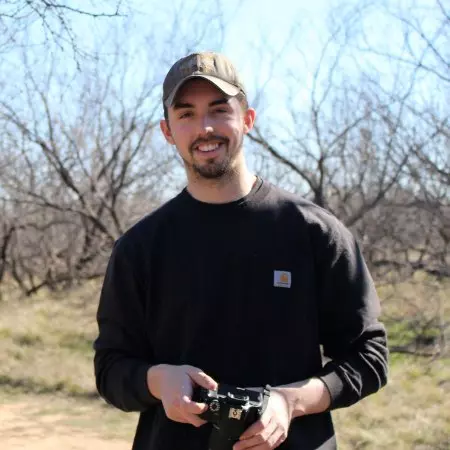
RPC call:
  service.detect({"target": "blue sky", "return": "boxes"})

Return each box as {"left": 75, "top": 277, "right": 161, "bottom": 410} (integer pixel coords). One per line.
{"left": 39, "top": 0, "right": 341, "bottom": 95}
{"left": 4, "top": 0, "right": 445, "bottom": 146}
{"left": 5, "top": 0, "right": 443, "bottom": 106}
{"left": 127, "top": 0, "right": 339, "bottom": 98}
{"left": 1, "top": 0, "right": 446, "bottom": 198}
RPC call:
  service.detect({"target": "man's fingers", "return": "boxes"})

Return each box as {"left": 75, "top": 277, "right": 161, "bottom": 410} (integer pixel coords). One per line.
{"left": 166, "top": 397, "right": 208, "bottom": 427}
{"left": 164, "top": 406, "right": 189, "bottom": 423}
{"left": 181, "top": 395, "right": 208, "bottom": 414}
{"left": 186, "top": 366, "right": 218, "bottom": 390}
{"left": 168, "top": 409, "right": 206, "bottom": 427}
{"left": 239, "top": 415, "right": 269, "bottom": 440}
{"left": 233, "top": 419, "right": 277, "bottom": 450}
{"left": 239, "top": 421, "right": 262, "bottom": 441}
{"left": 272, "top": 430, "right": 288, "bottom": 449}
{"left": 180, "top": 410, "right": 208, "bottom": 428}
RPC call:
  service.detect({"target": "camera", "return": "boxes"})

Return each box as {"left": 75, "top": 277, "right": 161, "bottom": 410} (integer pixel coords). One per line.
{"left": 192, "top": 384, "right": 271, "bottom": 450}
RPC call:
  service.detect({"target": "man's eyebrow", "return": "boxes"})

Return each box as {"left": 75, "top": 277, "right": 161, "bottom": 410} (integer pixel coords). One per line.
{"left": 172, "top": 98, "right": 230, "bottom": 110}
{"left": 209, "top": 98, "right": 230, "bottom": 107}
{"left": 172, "top": 102, "right": 194, "bottom": 110}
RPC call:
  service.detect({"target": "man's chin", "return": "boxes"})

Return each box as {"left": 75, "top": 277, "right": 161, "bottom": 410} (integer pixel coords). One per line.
{"left": 192, "top": 163, "right": 229, "bottom": 180}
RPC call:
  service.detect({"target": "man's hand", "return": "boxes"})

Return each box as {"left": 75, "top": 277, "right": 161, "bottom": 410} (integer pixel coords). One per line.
{"left": 233, "top": 378, "right": 331, "bottom": 449}
{"left": 233, "top": 389, "right": 291, "bottom": 450}
{"left": 147, "top": 364, "right": 218, "bottom": 427}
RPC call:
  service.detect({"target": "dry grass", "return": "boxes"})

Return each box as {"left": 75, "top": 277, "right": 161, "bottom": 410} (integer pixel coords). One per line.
{"left": 0, "top": 281, "right": 449, "bottom": 449}
{"left": 378, "top": 274, "right": 449, "bottom": 353}
{"left": 0, "top": 281, "right": 139, "bottom": 445}
{"left": 0, "top": 282, "right": 101, "bottom": 397}
{"left": 333, "top": 354, "right": 450, "bottom": 449}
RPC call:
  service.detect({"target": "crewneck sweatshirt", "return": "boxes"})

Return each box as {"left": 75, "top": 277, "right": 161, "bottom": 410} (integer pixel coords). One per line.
{"left": 94, "top": 177, "right": 388, "bottom": 450}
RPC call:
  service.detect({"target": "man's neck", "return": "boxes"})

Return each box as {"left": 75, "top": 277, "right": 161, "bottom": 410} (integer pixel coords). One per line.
{"left": 186, "top": 168, "right": 257, "bottom": 204}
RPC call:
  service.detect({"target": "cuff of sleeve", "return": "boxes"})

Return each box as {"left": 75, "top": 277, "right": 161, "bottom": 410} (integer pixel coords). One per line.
{"left": 317, "top": 366, "right": 345, "bottom": 411}
{"left": 134, "top": 364, "right": 161, "bottom": 406}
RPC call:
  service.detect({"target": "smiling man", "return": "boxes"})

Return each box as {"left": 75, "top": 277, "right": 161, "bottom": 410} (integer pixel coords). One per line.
{"left": 163, "top": 80, "right": 252, "bottom": 182}
{"left": 94, "top": 52, "right": 389, "bottom": 450}
{"left": 160, "top": 53, "right": 256, "bottom": 202}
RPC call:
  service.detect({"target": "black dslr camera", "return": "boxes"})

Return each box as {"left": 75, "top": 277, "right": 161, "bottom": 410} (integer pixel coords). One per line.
{"left": 192, "top": 384, "right": 271, "bottom": 450}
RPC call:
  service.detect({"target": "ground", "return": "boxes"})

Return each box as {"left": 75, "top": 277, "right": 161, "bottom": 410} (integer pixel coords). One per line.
{"left": 0, "top": 281, "right": 449, "bottom": 449}
{"left": 2, "top": 407, "right": 127, "bottom": 450}
{"left": 0, "top": 394, "right": 136, "bottom": 450}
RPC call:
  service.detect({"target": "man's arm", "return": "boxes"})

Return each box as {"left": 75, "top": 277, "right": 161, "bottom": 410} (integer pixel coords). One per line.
{"left": 251, "top": 211, "right": 388, "bottom": 415}
{"left": 313, "top": 215, "right": 389, "bottom": 410}
{"left": 272, "top": 377, "right": 331, "bottom": 417}
{"left": 93, "top": 239, "right": 160, "bottom": 412}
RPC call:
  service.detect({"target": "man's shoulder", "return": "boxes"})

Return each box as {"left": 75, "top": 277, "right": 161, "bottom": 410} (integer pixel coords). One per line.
{"left": 265, "top": 182, "right": 339, "bottom": 222}
{"left": 263, "top": 181, "right": 352, "bottom": 241}
{"left": 114, "top": 191, "right": 183, "bottom": 252}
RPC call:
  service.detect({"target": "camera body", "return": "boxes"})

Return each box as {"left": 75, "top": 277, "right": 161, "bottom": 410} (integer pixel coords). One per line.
{"left": 192, "top": 384, "right": 270, "bottom": 450}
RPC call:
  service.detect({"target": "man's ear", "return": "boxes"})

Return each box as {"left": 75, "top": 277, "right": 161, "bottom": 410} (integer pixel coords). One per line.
{"left": 160, "top": 119, "right": 175, "bottom": 145}
{"left": 243, "top": 108, "right": 256, "bottom": 134}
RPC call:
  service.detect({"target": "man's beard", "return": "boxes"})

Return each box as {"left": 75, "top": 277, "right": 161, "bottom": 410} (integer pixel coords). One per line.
{"left": 186, "top": 135, "right": 242, "bottom": 180}
{"left": 192, "top": 151, "right": 230, "bottom": 179}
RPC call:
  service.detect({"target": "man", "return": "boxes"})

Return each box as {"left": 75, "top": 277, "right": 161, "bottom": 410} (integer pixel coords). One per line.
{"left": 94, "top": 51, "right": 388, "bottom": 450}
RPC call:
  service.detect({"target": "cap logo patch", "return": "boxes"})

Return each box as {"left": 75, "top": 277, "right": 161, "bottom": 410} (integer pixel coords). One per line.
{"left": 198, "top": 54, "right": 215, "bottom": 73}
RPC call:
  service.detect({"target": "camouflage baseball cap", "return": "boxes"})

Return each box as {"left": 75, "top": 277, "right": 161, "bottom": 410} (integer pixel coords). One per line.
{"left": 163, "top": 52, "right": 246, "bottom": 107}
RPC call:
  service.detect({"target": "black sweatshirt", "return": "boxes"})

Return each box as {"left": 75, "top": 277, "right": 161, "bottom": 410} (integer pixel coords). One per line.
{"left": 93, "top": 178, "right": 388, "bottom": 450}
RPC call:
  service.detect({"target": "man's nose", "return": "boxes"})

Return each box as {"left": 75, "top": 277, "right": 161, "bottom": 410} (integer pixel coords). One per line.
{"left": 199, "top": 116, "right": 214, "bottom": 136}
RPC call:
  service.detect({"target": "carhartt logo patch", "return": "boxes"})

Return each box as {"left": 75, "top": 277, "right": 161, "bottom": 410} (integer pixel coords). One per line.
{"left": 274, "top": 270, "right": 291, "bottom": 288}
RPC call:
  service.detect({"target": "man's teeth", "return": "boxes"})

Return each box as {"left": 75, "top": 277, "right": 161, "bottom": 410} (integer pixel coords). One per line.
{"left": 198, "top": 143, "right": 220, "bottom": 152}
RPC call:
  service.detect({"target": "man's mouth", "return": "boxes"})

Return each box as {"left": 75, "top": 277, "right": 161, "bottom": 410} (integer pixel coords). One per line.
{"left": 194, "top": 141, "right": 226, "bottom": 153}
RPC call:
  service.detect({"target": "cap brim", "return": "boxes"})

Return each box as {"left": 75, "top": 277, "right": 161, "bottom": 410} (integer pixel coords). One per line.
{"left": 164, "top": 74, "right": 241, "bottom": 107}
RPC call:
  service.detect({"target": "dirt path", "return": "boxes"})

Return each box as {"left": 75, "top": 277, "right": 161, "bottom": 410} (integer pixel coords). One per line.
{"left": 0, "top": 401, "right": 132, "bottom": 450}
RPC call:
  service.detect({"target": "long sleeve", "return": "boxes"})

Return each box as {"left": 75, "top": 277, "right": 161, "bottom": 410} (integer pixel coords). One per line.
{"left": 311, "top": 214, "right": 389, "bottom": 410}
{"left": 93, "top": 238, "right": 160, "bottom": 412}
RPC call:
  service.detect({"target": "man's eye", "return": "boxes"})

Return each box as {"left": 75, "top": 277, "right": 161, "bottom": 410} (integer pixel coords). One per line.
{"left": 214, "top": 108, "right": 227, "bottom": 113}
{"left": 179, "top": 112, "right": 192, "bottom": 119}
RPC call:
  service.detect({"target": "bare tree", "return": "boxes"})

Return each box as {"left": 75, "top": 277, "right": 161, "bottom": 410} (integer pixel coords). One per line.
{"left": 248, "top": 25, "right": 410, "bottom": 228}
{"left": 348, "top": 0, "right": 449, "bottom": 279}
{"left": 0, "top": 44, "right": 174, "bottom": 294}
{"left": 0, "top": 1, "right": 233, "bottom": 295}
{"left": 0, "top": 0, "right": 125, "bottom": 62}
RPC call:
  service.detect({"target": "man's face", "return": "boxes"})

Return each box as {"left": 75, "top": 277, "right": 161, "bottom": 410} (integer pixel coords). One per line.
{"left": 160, "top": 79, "right": 255, "bottom": 180}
